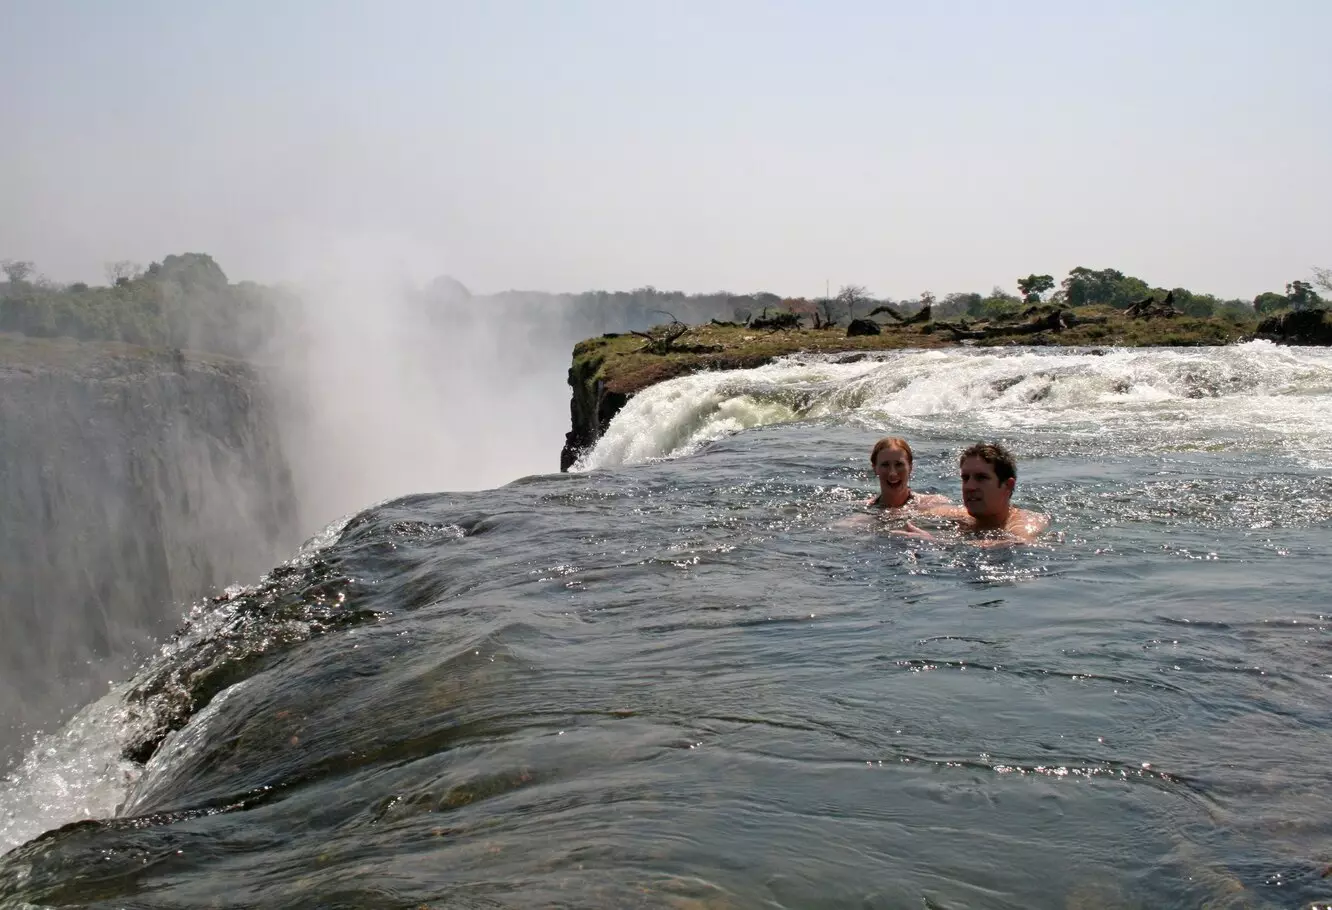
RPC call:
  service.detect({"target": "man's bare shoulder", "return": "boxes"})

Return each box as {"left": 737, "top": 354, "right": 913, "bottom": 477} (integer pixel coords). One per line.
{"left": 919, "top": 502, "right": 967, "bottom": 519}
{"left": 1006, "top": 508, "right": 1050, "bottom": 542}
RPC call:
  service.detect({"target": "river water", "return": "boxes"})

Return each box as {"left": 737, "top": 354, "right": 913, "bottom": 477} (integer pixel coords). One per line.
{"left": 2, "top": 343, "right": 1329, "bottom": 908}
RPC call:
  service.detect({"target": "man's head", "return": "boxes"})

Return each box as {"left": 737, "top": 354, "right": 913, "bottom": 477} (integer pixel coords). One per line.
{"left": 958, "top": 442, "right": 1017, "bottom": 524}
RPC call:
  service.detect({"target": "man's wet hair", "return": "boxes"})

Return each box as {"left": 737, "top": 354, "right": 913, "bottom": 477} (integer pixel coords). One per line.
{"left": 960, "top": 442, "right": 1017, "bottom": 483}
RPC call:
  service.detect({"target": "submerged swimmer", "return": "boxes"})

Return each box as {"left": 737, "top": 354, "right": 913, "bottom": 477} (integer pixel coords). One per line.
{"left": 866, "top": 437, "right": 950, "bottom": 510}
{"left": 897, "top": 442, "right": 1049, "bottom": 545}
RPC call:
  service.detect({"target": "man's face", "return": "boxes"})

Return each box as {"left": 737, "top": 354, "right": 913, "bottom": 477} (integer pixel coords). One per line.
{"left": 959, "top": 456, "right": 1014, "bottom": 521}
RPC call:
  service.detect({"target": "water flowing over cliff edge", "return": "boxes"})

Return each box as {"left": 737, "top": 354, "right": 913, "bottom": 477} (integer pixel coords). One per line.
{"left": 559, "top": 311, "right": 1332, "bottom": 469}
{"left": 0, "top": 334, "right": 300, "bottom": 763}
{"left": 1, "top": 341, "right": 1329, "bottom": 908}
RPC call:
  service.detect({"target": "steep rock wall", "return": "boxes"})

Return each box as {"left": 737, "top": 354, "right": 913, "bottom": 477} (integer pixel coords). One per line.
{"left": 559, "top": 345, "right": 629, "bottom": 471}
{"left": 1255, "top": 308, "right": 1332, "bottom": 345}
{"left": 0, "top": 335, "right": 300, "bottom": 762}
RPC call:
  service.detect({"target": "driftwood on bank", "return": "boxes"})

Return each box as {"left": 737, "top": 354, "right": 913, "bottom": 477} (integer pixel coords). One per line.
{"left": 1125, "top": 292, "right": 1179, "bottom": 319}
{"left": 747, "top": 310, "right": 802, "bottom": 332}
{"left": 900, "top": 303, "right": 932, "bottom": 325}
{"left": 867, "top": 305, "right": 904, "bottom": 322}
{"left": 630, "top": 313, "right": 725, "bottom": 355}
{"left": 630, "top": 321, "right": 691, "bottom": 354}
{"left": 938, "top": 308, "right": 1078, "bottom": 341}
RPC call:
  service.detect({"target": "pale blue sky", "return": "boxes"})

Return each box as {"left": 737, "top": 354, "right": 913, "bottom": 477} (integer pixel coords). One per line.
{"left": 3, "top": 0, "right": 1329, "bottom": 299}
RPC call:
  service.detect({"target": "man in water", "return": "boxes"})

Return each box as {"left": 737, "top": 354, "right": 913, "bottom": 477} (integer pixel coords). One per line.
{"left": 896, "top": 442, "right": 1049, "bottom": 545}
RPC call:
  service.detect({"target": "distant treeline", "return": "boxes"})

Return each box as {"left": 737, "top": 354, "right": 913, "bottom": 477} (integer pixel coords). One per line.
{"left": 1, "top": 254, "right": 1327, "bottom": 359}
{"left": 0, "top": 254, "right": 288, "bottom": 358}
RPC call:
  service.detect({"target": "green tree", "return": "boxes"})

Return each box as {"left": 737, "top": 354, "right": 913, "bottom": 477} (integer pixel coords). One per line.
{"left": 1285, "top": 280, "right": 1324, "bottom": 311}
{"left": 147, "top": 253, "right": 229, "bottom": 290}
{"left": 939, "top": 292, "right": 981, "bottom": 319}
{"left": 1172, "top": 289, "right": 1217, "bottom": 318}
{"left": 1016, "top": 274, "right": 1054, "bottom": 304}
{"left": 2, "top": 259, "right": 34, "bottom": 284}
{"left": 1215, "top": 299, "right": 1256, "bottom": 324}
{"left": 1060, "top": 267, "right": 1152, "bottom": 309}
{"left": 1253, "top": 291, "right": 1288, "bottom": 313}
{"left": 980, "top": 286, "right": 1022, "bottom": 320}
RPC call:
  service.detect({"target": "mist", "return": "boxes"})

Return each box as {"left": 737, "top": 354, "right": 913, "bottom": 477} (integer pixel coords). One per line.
{"left": 0, "top": 246, "right": 593, "bottom": 766}
{"left": 259, "top": 261, "right": 576, "bottom": 532}
{"left": 0, "top": 328, "right": 298, "bottom": 766}
{"left": 4, "top": 0, "right": 1330, "bottom": 778}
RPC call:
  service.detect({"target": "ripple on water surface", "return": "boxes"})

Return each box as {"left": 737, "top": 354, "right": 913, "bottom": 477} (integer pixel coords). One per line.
{"left": 3, "top": 346, "right": 1331, "bottom": 908}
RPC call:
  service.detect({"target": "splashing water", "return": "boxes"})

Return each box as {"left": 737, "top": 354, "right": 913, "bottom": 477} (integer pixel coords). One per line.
{"left": 577, "top": 342, "right": 1332, "bottom": 469}
{"left": 3, "top": 345, "right": 1330, "bottom": 908}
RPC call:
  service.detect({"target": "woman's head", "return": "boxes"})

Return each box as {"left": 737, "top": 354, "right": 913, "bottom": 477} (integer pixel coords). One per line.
{"left": 870, "top": 436, "right": 914, "bottom": 469}
{"left": 870, "top": 437, "right": 915, "bottom": 497}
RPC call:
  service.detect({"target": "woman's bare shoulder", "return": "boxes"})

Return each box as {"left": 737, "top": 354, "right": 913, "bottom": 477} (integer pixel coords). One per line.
{"left": 917, "top": 498, "right": 963, "bottom": 517}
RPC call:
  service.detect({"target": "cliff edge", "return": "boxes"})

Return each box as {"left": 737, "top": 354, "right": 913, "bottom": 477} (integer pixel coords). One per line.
{"left": 0, "top": 333, "right": 301, "bottom": 759}
{"left": 558, "top": 308, "right": 1278, "bottom": 469}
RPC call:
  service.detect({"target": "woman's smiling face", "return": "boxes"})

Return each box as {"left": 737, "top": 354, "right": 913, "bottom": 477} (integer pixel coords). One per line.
{"left": 873, "top": 445, "right": 912, "bottom": 492}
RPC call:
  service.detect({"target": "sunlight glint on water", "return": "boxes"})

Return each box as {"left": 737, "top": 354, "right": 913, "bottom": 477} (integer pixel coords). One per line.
{"left": 1, "top": 344, "right": 1329, "bottom": 909}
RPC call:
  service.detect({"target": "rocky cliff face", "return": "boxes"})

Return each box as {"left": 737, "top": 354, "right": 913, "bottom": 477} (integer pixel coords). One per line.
{"left": 0, "top": 335, "right": 300, "bottom": 763}
{"left": 1255, "top": 308, "right": 1332, "bottom": 345}
{"left": 559, "top": 343, "right": 630, "bottom": 471}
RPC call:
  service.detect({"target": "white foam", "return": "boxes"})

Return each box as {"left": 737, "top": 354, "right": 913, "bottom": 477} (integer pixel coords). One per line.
{"left": 0, "top": 691, "right": 142, "bottom": 855}
{"left": 575, "top": 344, "right": 1332, "bottom": 468}
{"left": 0, "top": 512, "right": 356, "bottom": 857}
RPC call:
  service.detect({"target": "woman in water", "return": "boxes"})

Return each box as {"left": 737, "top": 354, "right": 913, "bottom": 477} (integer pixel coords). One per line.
{"left": 867, "top": 436, "right": 950, "bottom": 510}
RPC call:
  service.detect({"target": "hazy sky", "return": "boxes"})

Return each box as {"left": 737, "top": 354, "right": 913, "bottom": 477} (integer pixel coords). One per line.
{"left": 3, "top": 0, "right": 1329, "bottom": 300}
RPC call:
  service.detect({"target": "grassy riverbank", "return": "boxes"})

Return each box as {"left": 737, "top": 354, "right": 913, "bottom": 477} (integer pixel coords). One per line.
{"left": 573, "top": 308, "right": 1256, "bottom": 398}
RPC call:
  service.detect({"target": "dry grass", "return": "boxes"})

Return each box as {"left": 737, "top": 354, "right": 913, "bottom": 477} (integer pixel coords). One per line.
{"left": 576, "top": 311, "right": 1258, "bottom": 396}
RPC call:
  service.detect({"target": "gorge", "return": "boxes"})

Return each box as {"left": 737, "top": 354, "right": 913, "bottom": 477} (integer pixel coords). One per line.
{"left": 0, "top": 334, "right": 300, "bottom": 765}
